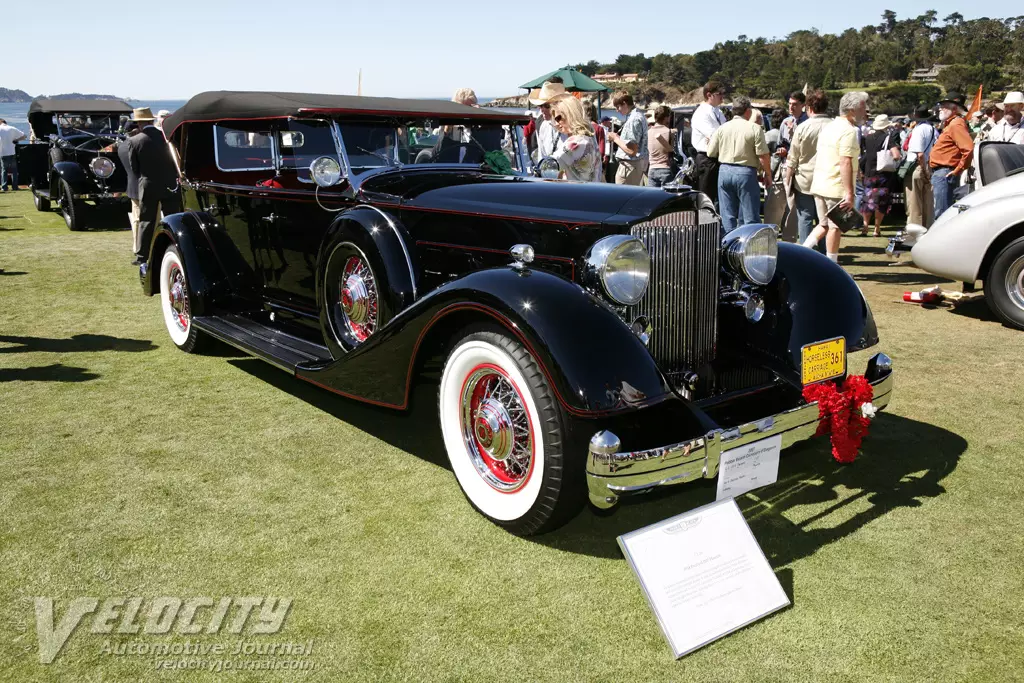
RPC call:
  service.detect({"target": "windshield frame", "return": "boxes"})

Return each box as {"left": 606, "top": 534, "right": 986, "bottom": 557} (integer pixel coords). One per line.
{"left": 329, "top": 115, "right": 531, "bottom": 181}
{"left": 55, "top": 112, "right": 123, "bottom": 140}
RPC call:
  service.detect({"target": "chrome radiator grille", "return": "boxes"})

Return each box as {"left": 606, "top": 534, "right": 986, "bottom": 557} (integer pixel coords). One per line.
{"left": 627, "top": 211, "right": 720, "bottom": 379}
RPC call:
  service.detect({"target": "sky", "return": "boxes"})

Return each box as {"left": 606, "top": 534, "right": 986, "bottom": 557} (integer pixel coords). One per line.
{"left": 9, "top": 1, "right": 988, "bottom": 100}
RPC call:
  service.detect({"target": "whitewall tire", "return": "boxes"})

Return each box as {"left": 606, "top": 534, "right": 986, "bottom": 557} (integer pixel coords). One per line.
{"left": 439, "top": 329, "right": 581, "bottom": 535}
{"left": 160, "top": 246, "right": 206, "bottom": 353}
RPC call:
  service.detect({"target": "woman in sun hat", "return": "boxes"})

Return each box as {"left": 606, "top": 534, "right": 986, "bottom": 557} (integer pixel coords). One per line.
{"left": 522, "top": 81, "right": 569, "bottom": 161}
{"left": 859, "top": 114, "right": 902, "bottom": 237}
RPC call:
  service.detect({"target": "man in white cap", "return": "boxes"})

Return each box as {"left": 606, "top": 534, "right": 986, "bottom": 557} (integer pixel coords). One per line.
{"left": 987, "top": 92, "right": 1024, "bottom": 144}
{"left": 154, "top": 109, "right": 172, "bottom": 137}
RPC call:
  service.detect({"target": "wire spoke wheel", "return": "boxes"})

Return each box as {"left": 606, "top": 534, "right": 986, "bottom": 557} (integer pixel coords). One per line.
{"left": 460, "top": 364, "right": 535, "bottom": 492}
{"left": 339, "top": 255, "right": 379, "bottom": 342}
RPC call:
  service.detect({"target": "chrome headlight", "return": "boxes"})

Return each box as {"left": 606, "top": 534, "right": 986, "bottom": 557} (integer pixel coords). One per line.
{"left": 309, "top": 156, "right": 342, "bottom": 187}
{"left": 722, "top": 224, "right": 778, "bottom": 285}
{"left": 585, "top": 235, "right": 650, "bottom": 305}
{"left": 89, "top": 157, "right": 115, "bottom": 179}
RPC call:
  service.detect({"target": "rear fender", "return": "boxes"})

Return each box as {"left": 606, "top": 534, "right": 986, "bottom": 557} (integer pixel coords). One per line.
{"left": 141, "top": 212, "right": 229, "bottom": 315}
{"left": 296, "top": 265, "right": 676, "bottom": 418}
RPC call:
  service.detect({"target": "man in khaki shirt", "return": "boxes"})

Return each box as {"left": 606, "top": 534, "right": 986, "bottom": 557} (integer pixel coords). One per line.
{"left": 784, "top": 90, "right": 831, "bottom": 249}
{"left": 707, "top": 95, "right": 771, "bottom": 229}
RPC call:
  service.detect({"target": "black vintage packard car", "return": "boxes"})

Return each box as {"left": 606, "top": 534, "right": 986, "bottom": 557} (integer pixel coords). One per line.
{"left": 16, "top": 97, "right": 133, "bottom": 230}
{"left": 143, "top": 91, "right": 894, "bottom": 535}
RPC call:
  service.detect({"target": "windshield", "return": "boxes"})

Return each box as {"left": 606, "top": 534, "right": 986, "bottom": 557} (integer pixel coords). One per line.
{"left": 338, "top": 120, "right": 523, "bottom": 175}
{"left": 57, "top": 113, "right": 121, "bottom": 138}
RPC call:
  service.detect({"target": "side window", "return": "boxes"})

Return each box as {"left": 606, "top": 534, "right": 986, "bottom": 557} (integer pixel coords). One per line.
{"left": 214, "top": 124, "right": 275, "bottom": 171}
{"left": 277, "top": 119, "right": 340, "bottom": 180}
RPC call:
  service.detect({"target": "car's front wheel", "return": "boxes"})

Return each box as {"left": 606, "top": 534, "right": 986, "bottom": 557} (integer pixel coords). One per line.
{"left": 438, "top": 328, "right": 582, "bottom": 535}
{"left": 985, "top": 236, "right": 1024, "bottom": 330}
{"left": 33, "top": 192, "right": 50, "bottom": 212}
{"left": 59, "top": 179, "right": 86, "bottom": 231}
{"left": 160, "top": 246, "right": 207, "bottom": 353}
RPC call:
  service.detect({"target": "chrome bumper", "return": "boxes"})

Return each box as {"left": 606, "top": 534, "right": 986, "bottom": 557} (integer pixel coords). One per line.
{"left": 586, "top": 353, "right": 894, "bottom": 508}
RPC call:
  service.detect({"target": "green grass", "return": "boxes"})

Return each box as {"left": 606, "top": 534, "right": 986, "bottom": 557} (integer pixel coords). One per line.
{"left": 1, "top": 190, "right": 1023, "bottom": 682}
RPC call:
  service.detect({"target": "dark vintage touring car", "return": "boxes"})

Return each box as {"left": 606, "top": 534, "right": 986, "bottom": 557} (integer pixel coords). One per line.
{"left": 16, "top": 98, "right": 134, "bottom": 230}
{"left": 142, "top": 90, "right": 894, "bottom": 535}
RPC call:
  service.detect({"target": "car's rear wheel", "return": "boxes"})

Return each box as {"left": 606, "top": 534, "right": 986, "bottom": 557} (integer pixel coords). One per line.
{"left": 160, "top": 246, "right": 207, "bottom": 353}
{"left": 59, "top": 179, "right": 87, "bottom": 231}
{"left": 33, "top": 192, "right": 50, "bottom": 212}
{"left": 985, "top": 236, "right": 1024, "bottom": 330}
{"left": 438, "top": 328, "right": 582, "bottom": 535}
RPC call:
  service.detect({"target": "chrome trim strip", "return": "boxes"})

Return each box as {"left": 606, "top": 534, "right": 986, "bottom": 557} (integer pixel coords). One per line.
{"left": 362, "top": 204, "right": 418, "bottom": 300}
{"left": 586, "top": 357, "right": 895, "bottom": 508}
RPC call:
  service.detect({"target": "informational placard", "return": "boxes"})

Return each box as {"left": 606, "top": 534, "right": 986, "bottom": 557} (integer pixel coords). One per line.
{"left": 617, "top": 498, "right": 790, "bottom": 658}
{"left": 715, "top": 434, "right": 782, "bottom": 501}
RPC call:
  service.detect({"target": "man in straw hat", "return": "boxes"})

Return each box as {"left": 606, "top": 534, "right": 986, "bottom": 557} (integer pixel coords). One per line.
{"left": 128, "top": 107, "right": 182, "bottom": 266}
{"left": 523, "top": 81, "right": 568, "bottom": 162}
{"left": 987, "top": 91, "right": 1024, "bottom": 144}
{"left": 929, "top": 92, "right": 974, "bottom": 219}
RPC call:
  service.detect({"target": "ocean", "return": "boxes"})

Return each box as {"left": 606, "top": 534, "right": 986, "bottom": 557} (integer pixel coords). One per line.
{"left": 0, "top": 100, "right": 187, "bottom": 137}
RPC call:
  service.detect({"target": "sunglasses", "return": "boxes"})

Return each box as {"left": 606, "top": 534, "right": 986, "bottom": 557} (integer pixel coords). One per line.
{"left": 554, "top": 114, "right": 564, "bottom": 123}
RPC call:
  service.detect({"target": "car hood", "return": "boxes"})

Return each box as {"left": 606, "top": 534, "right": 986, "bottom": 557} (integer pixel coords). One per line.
{"left": 358, "top": 169, "right": 701, "bottom": 225}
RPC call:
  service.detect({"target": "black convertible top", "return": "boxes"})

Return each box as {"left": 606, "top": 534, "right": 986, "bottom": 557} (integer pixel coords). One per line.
{"left": 162, "top": 91, "right": 529, "bottom": 135}
{"left": 28, "top": 98, "right": 133, "bottom": 115}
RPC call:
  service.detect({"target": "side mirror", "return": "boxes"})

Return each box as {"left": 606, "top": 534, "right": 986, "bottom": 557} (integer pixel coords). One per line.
{"left": 310, "top": 156, "right": 342, "bottom": 188}
{"left": 535, "top": 156, "right": 560, "bottom": 179}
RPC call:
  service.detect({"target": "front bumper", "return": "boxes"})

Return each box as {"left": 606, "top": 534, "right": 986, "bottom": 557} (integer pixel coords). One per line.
{"left": 586, "top": 353, "right": 894, "bottom": 508}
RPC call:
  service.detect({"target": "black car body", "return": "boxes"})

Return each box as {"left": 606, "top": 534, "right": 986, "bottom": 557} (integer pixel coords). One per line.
{"left": 16, "top": 98, "right": 134, "bottom": 230}
{"left": 143, "top": 90, "right": 895, "bottom": 535}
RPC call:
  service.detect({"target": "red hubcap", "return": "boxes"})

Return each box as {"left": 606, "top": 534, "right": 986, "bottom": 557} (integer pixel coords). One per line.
{"left": 339, "top": 256, "right": 377, "bottom": 342}
{"left": 460, "top": 363, "right": 535, "bottom": 492}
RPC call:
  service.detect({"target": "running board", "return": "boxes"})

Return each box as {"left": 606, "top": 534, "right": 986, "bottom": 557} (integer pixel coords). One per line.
{"left": 192, "top": 314, "right": 331, "bottom": 373}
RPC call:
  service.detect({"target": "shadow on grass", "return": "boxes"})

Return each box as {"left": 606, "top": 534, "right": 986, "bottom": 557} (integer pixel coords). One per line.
{"left": 852, "top": 271, "right": 950, "bottom": 286}
{"left": 227, "top": 358, "right": 451, "bottom": 469}
{"left": 0, "top": 270, "right": 27, "bottom": 276}
{"left": 0, "top": 226, "right": 25, "bottom": 231}
{"left": 0, "top": 334, "right": 156, "bottom": 354}
{"left": 0, "top": 363, "right": 99, "bottom": 382}
{"left": 947, "top": 295, "right": 1002, "bottom": 325}
{"left": 533, "top": 412, "right": 966, "bottom": 563}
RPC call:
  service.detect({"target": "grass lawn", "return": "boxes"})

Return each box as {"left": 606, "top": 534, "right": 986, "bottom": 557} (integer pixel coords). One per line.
{"left": 1, "top": 189, "right": 1022, "bottom": 682}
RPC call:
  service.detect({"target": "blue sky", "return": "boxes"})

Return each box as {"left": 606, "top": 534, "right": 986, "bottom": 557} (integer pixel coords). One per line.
{"left": 13, "top": 1, "right": 984, "bottom": 99}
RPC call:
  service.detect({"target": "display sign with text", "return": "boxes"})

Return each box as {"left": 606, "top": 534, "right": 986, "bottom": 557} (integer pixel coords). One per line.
{"left": 617, "top": 499, "right": 790, "bottom": 658}
{"left": 716, "top": 434, "right": 782, "bottom": 501}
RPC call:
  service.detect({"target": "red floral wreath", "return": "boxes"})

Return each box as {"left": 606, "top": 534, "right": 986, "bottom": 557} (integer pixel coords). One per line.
{"left": 802, "top": 375, "right": 875, "bottom": 464}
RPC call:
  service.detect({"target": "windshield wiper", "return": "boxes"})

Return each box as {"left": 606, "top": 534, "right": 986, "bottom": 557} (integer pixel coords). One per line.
{"left": 355, "top": 146, "right": 402, "bottom": 168}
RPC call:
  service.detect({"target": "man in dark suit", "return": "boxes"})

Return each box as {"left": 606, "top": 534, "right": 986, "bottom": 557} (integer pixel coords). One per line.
{"left": 129, "top": 107, "right": 181, "bottom": 265}
{"left": 118, "top": 121, "right": 142, "bottom": 263}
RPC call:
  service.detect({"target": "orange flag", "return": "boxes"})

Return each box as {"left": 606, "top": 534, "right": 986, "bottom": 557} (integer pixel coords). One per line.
{"left": 966, "top": 85, "right": 983, "bottom": 120}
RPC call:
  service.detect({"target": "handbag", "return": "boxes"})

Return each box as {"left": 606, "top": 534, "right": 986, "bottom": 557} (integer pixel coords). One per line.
{"left": 875, "top": 132, "right": 898, "bottom": 173}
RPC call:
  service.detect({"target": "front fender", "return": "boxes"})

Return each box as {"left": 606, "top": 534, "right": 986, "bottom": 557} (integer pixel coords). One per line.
{"left": 913, "top": 198, "right": 1024, "bottom": 282}
{"left": 141, "top": 212, "right": 229, "bottom": 315}
{"left": 297, "top": 265, "right": 673, "bottom": 416}
{"left": 51, "top": 161, "right": 89, "bottom": 193}
{"left": 720, "top": 243, "right": 877, "bottom": 383}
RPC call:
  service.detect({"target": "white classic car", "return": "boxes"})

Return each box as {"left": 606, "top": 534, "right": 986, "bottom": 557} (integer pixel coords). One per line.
{"left": 892, "top": 142, "right": 1024, "bottom": 330}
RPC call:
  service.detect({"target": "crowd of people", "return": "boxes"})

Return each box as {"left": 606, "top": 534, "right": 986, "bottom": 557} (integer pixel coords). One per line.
{"left": 513, "top": 77, "right": 1024, "bottom": 263}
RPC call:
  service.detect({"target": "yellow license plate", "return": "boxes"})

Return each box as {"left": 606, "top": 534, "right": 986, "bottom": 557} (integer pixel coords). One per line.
{"left": 801, "top": 337, "right": 846, "bottom": 385}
